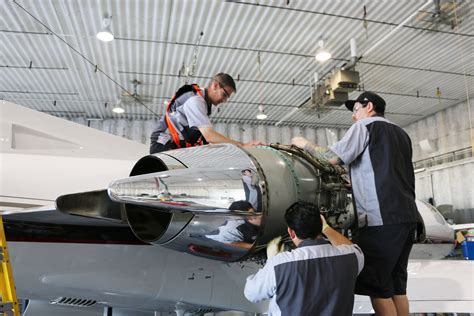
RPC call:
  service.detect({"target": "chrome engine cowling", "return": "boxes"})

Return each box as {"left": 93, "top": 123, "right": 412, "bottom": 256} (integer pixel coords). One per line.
{"left": 57, "top": 143, "right": 454, "bottom": 261}
{"left": 107, "top": 144, "right": 354, "bottom": 261}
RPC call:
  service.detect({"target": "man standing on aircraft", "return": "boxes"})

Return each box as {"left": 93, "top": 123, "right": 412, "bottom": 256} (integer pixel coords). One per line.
{"left": 291, "top": 91, "right": 418, "bottom": 316}
{"left": 150, "top": 73, "right": 263, "bottom": 153}
{"left": 244, "top": 201, "right": 364, "bottom": 316}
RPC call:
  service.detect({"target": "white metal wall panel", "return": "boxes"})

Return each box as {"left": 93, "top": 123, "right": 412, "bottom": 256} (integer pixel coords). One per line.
{"left": 416, "top": 159, "right": 474, "bottom": 213}
{"left": 405, "top": 98, "right": 473, "bottom": 161}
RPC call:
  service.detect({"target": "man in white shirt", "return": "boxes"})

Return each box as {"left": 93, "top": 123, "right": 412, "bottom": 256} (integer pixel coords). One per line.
{"left": 150, "top": 73, "right": 262, "bottom": 153}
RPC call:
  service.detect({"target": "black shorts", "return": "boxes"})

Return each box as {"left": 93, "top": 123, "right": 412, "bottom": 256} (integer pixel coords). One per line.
{"left": 150, "top": 140, "right": 184, "bottom": 154}
{"left": 150, "top": 141, "right": 173, "bottom": 154}
{"left": 150, "top": 140, "right": 201, "bottom": 154}
{"left": 353, "top": 223, "right": 417, "bottom": 298}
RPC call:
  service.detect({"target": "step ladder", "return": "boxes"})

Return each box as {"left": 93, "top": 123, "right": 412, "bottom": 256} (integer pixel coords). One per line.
{"left": 0, "top": 216, "right": 20, "bottom": 316}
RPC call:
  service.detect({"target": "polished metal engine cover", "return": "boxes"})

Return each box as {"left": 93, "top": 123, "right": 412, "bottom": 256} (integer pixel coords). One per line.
{"left": 108, "top": 144, "right": 353, "bottom": 261}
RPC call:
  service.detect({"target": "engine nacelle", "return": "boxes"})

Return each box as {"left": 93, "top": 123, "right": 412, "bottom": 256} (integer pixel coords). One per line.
{"left": 108, "top": 144, "right": 354, "bottom": 261}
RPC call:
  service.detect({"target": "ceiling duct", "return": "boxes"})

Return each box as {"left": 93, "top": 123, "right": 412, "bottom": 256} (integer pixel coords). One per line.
{"left": 311, "top": 69, "right": 360, "bottom": 108}
{"left": 308, "top": 38, "right": 360, "bottom": 109}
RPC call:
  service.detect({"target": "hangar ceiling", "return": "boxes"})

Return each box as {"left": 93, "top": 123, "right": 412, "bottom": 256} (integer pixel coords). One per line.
{"left": 2, "top": 0, "right": 473, "bottom": 129}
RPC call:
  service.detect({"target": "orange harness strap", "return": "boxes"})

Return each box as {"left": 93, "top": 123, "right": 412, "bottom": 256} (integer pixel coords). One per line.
{"left": 165, "top": 84, "right": 204, "bottom": 149}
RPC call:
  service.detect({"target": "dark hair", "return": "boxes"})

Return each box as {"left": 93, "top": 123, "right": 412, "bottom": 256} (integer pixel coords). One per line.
{"left": 284, "top": 201, "right": 322, "bottom": 239}
{"left": 229, "top": 200, "right": 253, "bottom": 211}
{"left": 212, "top": 73, "right": 236, "bottom": 93}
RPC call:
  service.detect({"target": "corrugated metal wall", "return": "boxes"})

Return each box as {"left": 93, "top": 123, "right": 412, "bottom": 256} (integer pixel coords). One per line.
{"left": 73, "top": 97, "right": 472, "bottom": 159}
{"left": 71, "top": 118, "right": 349, "bottom": 148}
{"left": 405, "top": 98, "right": 473, "bottom": 162}
{"left": 416, "top": 159, "right": 474, "bottom": 221}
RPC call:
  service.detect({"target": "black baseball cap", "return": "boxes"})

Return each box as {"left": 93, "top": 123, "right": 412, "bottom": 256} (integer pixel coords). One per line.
{"left": 345, "top": 91, "right": 386, "bottom": 114}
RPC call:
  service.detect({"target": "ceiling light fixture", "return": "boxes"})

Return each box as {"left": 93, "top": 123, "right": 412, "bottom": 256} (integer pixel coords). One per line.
{"left": 112, "top": 106, "right": 124, "bottom": 114}
{"left": 96, "top": 15, "right": 114, "bottom": 42}
{"left": 256, "top": 105, "right": 267, "bottom": 120}
{"left": 113, "top": 101, "right": 124, "bottom": 113}
{"left": 315, "top": 39, "right": 331, "bottom": 62}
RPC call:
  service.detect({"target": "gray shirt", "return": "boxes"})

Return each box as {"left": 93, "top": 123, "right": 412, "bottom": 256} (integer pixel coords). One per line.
{"left": 152, "top": 90, "right": 212, "bottom": 145}
{"left": 330, "top": 116, "right": 418, "bottom": 227}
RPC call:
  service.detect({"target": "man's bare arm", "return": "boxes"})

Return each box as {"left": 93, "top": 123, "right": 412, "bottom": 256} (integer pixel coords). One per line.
{"left": 199, "top": 126, "right": 264, "bottom": 147}
{"left": 199, "top": 126, "right": 243, "bottom": 146}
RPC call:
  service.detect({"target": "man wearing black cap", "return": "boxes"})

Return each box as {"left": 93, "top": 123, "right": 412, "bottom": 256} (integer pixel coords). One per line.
{"left": 291, "top": 91, "right": 418, "bottom": 316}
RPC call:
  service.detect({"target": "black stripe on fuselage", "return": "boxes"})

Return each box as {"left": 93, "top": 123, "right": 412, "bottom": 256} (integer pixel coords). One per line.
{"left": 3, "top": 212, "right": 147, "bottom": 245}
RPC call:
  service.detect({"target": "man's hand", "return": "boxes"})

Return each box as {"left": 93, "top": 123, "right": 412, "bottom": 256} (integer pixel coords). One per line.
{"left": 291, "top": 137, "right": 309, "bottom": 149}
{"left": 243, "top": 140, "right": 265, "bottom": 147}
{"left": 319, "top": 215, "right": 353, "bottom": 246}
{"left": 266, "top": 236, "right": 285, "bottom": 259}
{"left": 320, "top": 215, "right": 329, "bottom": 233}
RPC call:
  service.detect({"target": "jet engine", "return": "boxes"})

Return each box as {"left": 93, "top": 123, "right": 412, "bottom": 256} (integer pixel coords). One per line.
{"left": 105, "top": 144, "right": 353, "bottom": 261}
{"left": 57, "top": 144, "right": 454, "bottom": 262}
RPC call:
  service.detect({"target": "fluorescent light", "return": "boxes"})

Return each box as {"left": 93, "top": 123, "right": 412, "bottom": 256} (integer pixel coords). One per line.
{"left": 112, "top": 106, "right": 124, "bottom": 114}
{"left": 97, "top": 15, "right": 114, "bottom": 42}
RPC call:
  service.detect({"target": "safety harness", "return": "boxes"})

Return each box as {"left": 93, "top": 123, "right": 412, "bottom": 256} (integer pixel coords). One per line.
{"left": 164, "top": 84, "right": 211, "bottom": 149}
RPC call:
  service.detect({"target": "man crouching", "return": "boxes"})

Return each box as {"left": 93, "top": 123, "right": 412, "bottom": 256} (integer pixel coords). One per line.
{"left": 244, "top": 201, "right": 364, "bottom": 316}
